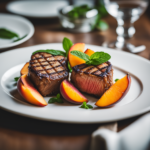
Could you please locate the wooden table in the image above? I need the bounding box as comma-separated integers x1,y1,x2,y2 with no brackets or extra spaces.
0,2,150,150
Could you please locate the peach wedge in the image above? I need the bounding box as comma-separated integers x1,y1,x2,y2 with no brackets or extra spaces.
17,74,47,106
20,62,29,75
68,43,85,67
95,74,131,107
60,79,88,104
84,49,95,56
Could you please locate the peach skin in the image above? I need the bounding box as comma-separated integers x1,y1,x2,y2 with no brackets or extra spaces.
68,43,85,67
60,79,88,104
17,74,47,106
95,74,131,107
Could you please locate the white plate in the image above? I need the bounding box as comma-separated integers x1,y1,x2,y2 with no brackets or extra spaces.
0,44,150,123
6,1,68,18
0,13,34,50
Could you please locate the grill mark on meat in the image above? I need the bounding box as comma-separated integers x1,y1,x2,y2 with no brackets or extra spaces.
35,54,56,79
73,64,87,72
31,53,67,80
35,55,54,59
86,67,98,74
92,69,101,75
32,53,54,59
81,66,93,73
73,62,112,77
47,60,64,78
32,64,62,70
31,59,65,65
40,53,65,79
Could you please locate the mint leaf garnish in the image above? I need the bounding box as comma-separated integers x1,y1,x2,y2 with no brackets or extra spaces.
48,93,64,104
115,78,119,82
48,98,57,103
32,49,66,57
56,98,64,103
63,37,73,57
0,28,19,39
13,34,27,42
68,61,72,73
56,93,61,99
70,51,90,61
86,104,94,108
89,52,111,65
80,102,93,109
32,37,73,58
14,76,20,82
70,51,111,66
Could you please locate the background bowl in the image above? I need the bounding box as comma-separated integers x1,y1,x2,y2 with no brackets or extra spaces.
58,5,98,33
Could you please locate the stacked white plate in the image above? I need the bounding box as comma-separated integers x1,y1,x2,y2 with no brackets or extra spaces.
0,13,34,50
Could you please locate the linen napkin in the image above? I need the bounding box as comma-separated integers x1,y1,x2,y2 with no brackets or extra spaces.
90,112,150,150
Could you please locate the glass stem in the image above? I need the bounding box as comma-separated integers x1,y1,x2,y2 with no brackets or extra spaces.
116,18,135,48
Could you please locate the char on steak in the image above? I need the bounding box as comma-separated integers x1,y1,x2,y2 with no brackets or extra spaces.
28,52,69,96
71,62,113,97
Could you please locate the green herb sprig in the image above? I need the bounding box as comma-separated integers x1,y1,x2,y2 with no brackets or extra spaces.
70,51,111,66
33,37,73,57
66,3,108,31
80,102,93,109
14,76,20,82
68,61,72,73
115,79,119,82
0,28,27,42
48,93,64,104
32,49,66,57
67,4,91,19
13,34,27,42
62,37,73,57
0,28,19,39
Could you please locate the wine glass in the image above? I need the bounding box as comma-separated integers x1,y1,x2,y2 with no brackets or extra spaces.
103,0,148,52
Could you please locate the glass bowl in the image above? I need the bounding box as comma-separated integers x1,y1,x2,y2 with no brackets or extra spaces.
58,5,98,33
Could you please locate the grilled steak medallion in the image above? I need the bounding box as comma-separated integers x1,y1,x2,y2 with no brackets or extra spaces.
71,62,113,97
28,52,69,96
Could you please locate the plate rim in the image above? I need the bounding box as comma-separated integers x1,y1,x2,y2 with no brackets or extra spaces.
6,1,68,18
0,13,34,49
0,43,150,124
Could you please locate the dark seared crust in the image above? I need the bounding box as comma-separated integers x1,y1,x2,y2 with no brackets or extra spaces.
29,52,68,80
28,52,69,96
72,61,112,77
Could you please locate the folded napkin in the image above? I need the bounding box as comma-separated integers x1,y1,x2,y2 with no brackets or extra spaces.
90,112,150,150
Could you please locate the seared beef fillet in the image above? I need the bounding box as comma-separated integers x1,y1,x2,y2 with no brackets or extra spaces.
28,52,69,96
71,62,113,97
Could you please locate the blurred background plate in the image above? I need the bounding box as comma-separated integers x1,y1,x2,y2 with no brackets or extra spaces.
0,13,34,50
6,0,69,18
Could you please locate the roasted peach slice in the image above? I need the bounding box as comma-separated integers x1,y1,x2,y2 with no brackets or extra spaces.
60,79,88,104
20,62,29,75
17,74,47,106
68,43,85,67
95,74,131,107
84,49,95,56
